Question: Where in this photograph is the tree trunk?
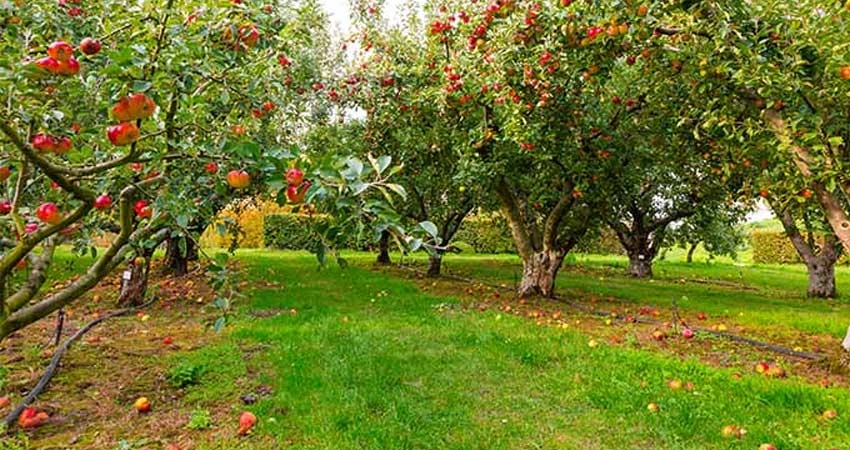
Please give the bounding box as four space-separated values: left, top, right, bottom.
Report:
806 256 836 298
163 235 198 277
628 254 653 278
117 256 151 307
377 230 391 265
518 250 565 298
427 254 442 277
686 243 698 264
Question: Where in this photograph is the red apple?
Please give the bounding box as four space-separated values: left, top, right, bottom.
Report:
667 379 683 390
841 66 850 80
162 336 174 345
204 162 219 174
286 181 311 203
696 312 707 320
822 409 838 420
758 444 777 450
133 396 151 413
17 407 48 429
262 100 275 111
0 166 10 182
239 24 260 48
56 58 80 75
107 122 141 146
94 194 112 210
134 200 152 218
226 170 251 189
237 411 257 435
32 133 57 152
285 168 304 186
0 200 11 215
47 41 74 61
54 136 73 154
130 162 144 172
681 328 695 339
754 361 770 374
111 93 157 122
36 202 61 224
34 56 61 74
79 37 101 55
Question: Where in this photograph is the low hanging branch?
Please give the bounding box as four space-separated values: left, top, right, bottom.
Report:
2 297 157 431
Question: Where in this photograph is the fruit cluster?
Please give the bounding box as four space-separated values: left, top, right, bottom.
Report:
284 167 310 203
107 93 156 146
31 133 73 155
34 41 79 76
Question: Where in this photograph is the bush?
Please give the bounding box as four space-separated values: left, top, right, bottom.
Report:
750 230 847 264
454 215 516 254
201 199 289 249
575 227 625 255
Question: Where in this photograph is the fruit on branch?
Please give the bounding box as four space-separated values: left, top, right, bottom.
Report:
36 202 62 224
285 167 304 186
134 200 152 218
32 133 57 152
107 122 141 146
286 181 311 203
111 93 157 122
133 396 151 413
56 58 80 76
54 136 73 154
94 194 112 210
226 170 251 189
0 200 11 215
204 162 219 174
79 37 101 55
47 41 74 62
0 165 10 182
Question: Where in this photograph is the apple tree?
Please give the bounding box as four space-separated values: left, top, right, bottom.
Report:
0 0 398 341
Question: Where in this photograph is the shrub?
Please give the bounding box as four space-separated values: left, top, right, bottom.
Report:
454 215 516 254
200 199 289 249
169 363 205 389
750 230 847 264
575 227 626 255
263 214 365 250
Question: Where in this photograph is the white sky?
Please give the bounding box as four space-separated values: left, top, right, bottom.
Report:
319 0 408 34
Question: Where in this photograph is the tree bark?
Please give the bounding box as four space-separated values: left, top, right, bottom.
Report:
806 256 836 298
627 254 654 278
427 254 442 277
377 230 391 265
518 250 565 298
163 235 198 277
686 243 698 263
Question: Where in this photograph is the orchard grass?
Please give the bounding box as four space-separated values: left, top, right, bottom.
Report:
167 250 850 450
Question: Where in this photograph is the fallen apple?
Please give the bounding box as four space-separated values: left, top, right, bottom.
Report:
133 396 151 413
237 411 257 435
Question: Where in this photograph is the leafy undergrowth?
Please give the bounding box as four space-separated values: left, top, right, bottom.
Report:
2 250 850 449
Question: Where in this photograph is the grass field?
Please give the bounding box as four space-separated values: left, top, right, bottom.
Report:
162 250 850 450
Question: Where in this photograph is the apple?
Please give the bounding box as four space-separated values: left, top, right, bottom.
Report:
56 58 80 76
0 200 11 215
239 24 260 48
822 409 837 420
79 37 101 55
759 444 777 450
130 162 144 172
651 330 666 341
227 170 251 189
162 336 174 345
133 396 151 413
47 41 74 61
36 202 61 224
0 165 10 182
94 194 112 210
755 362 770 374
237 411 257 435
165 445 181 450
841 66 850 80
17 407 48 429
667 379 683 390
231 125 246 135
721 425 744 438
286 181 311 203
696 312 707 320
134 200 152 218
646 402 659 412
111 93 157 122
263 100 275 111
285 168 304 186
801 189 812 199
34 56 61 74
204 162 219 174
32 133 57 152
0 396 9 408
107 122 141 146
681 328 695 339
54 136 73 154
766 365 786 378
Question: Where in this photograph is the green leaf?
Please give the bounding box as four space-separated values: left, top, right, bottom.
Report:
385 183 407 200
213 317 226 333
419 221 439 238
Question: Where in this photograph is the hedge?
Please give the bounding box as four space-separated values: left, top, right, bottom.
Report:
750 230 846 264
200 199 288 249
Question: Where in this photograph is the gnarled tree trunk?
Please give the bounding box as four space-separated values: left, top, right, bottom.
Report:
377 230 391 265
686 242 698 263
427 254 442 277
518 250 565 298
163 234 198 277
627 253 653 278
806 256 836 298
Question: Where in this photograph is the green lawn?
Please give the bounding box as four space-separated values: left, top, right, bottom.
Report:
174 251 850 449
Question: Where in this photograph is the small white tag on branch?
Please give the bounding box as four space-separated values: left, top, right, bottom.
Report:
843 326 850 352
122 270 132 281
